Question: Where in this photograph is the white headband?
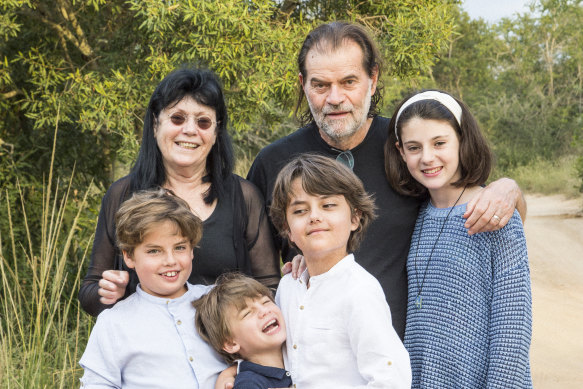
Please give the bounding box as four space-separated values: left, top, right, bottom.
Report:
394 91 462 141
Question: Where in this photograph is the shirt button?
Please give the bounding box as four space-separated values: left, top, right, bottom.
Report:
293 344 298 349
387 360 392 366
299 305 304 310
189 356 194 362
177 320 182 325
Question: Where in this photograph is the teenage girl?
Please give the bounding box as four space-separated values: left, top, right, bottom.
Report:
385 90 533 388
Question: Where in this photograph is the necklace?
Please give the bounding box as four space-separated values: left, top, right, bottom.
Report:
413 186 466 309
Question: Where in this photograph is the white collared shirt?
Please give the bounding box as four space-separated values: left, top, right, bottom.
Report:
276 254 411 388
79 283 227 388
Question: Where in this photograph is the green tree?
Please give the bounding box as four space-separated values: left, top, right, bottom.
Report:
0 0 459 259
431 0 583 182
1 1 457 185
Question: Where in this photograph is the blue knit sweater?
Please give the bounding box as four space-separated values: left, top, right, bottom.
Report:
404 201 533 388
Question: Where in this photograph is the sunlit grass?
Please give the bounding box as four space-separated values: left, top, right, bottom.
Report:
494 155 581 197
0 118 94 388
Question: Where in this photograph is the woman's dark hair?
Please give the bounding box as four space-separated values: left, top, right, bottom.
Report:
130 67 234 204
385 90 492 198
295 21 383 125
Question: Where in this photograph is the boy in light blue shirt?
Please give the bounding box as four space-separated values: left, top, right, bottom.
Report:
79 189 226 388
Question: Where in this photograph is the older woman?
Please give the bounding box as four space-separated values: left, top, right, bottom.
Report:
79 68 280 316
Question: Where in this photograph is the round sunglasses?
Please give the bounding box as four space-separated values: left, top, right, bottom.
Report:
167 113 218 130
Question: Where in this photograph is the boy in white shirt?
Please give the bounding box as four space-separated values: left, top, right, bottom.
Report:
269 154 411 388
79 189 226 388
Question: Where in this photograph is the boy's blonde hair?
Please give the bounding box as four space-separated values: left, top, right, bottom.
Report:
193 273 274 364
270 153 376 253
115 188 202 256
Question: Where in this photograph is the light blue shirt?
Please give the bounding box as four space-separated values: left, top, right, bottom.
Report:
79 283 227 388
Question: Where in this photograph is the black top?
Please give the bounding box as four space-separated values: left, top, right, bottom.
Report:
78 174 280 316
247 116 421 339
234 361 292 389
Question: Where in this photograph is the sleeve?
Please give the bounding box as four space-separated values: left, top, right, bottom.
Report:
78 179 128 316
232 372 265 389
247 152 298 263
246 154 267 200
79 314 122 388
238 178 281 289
486 212 532 387
346 280 412 389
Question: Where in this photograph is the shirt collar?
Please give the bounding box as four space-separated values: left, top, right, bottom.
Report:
136 282 193 305
299 253 355 286
238 360 289 380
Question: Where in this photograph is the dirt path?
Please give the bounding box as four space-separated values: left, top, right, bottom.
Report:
525 194 583 388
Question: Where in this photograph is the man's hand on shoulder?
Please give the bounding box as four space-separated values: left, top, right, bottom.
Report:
281 254 306 279
463 178 526 235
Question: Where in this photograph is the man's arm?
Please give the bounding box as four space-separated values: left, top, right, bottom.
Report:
463 178 526 235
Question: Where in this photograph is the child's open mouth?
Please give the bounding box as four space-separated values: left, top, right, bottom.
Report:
262 319 279 334
160 271 179 280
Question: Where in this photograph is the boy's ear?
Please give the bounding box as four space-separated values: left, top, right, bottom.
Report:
284 223 295 244
351 210 361 232
122 250 136 269
222 340 240 355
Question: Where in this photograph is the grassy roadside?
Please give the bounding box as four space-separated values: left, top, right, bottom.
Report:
495 155 581 197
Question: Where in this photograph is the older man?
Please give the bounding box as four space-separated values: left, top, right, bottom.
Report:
247 22 525 339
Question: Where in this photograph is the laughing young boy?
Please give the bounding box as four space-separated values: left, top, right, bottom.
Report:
193 273 291 389
79 189 226 388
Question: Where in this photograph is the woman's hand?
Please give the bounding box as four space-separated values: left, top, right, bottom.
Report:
281 254 306 280
98 270 129 305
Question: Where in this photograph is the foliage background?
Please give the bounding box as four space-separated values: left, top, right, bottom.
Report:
0 0 582 386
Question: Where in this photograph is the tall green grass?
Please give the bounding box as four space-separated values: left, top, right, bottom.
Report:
493 155 581 197
0 119 94 387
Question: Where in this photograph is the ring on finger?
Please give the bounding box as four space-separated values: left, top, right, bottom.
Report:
492 214 501 223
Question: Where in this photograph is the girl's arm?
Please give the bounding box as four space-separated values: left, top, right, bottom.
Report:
486 212 532 386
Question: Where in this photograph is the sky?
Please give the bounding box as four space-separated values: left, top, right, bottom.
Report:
462 0 534 23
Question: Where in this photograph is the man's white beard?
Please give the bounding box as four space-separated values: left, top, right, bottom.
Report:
309 80 372 144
